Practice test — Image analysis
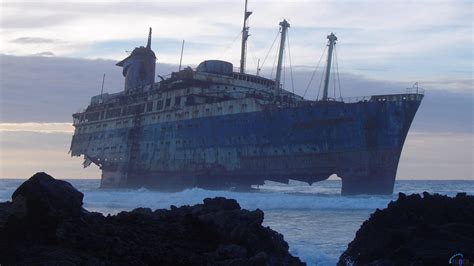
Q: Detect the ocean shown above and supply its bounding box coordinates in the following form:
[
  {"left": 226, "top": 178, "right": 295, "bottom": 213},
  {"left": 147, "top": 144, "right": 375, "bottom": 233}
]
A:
[{"left": 1, "top": 179, "right": 472, "bottom": 265}]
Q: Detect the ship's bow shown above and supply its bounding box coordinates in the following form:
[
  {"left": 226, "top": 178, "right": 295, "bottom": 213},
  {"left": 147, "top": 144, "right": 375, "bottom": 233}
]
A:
[{"left": 340, "top": 92, "right": 424, "bottom": 195}]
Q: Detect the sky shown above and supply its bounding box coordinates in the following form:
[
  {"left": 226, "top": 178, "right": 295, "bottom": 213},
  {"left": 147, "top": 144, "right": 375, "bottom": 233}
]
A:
[{"left": 0, "top": 0, "right": 472, "bottom": 180}]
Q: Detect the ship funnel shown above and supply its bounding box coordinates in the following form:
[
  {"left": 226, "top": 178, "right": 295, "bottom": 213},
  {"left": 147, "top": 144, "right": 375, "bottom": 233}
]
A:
[{"left": 116, "top": 28, "right": 156, "bottom": 92}]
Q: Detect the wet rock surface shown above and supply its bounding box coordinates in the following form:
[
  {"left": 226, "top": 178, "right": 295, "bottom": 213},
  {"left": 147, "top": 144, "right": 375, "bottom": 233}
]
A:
[
  {"left": 0, "top": 172, "right": 304, "bottom": 265},
  {"left": 338, "top": 192, "right": 474, "bottom": 266}
]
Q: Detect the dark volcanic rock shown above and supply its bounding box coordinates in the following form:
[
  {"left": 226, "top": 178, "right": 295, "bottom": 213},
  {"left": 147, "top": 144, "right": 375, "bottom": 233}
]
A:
[
  {"left": 11, "top": 172, "right": 85, "bottom": 217},
  {"left": 0, "top": 172, "right": 304, "bottom": 265},
  {"left": 338, "top": 192, "right": 474, "bottom": 266}
]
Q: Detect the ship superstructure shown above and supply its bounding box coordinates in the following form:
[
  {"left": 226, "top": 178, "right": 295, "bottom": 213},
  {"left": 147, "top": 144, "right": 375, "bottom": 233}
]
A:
[{"left": 70, "top": 3, "right": 423, "bottom": 195}]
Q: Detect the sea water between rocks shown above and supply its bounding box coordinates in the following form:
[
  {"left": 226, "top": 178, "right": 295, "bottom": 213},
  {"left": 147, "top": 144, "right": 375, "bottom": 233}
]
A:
[{"left": 1, "top": 178, "right": 472, "bottom": 266}]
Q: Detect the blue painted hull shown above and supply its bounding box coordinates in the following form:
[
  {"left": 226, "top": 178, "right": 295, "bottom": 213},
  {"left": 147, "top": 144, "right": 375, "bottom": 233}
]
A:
[{"left": 94, "top": 93, "right": 422, "bottom": 194}]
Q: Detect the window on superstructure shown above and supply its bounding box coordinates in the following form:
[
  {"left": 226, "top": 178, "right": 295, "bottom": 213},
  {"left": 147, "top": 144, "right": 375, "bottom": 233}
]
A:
[
  {"left": 146, "top": 102, "right": 153, "bottom": 112},
  {"left": 165, "top": 98, "right": 171, "bottom": 107},
  {"left": 138, "top": 104, "right": 145, "bottom": 114},
  {"left": 106, "top": 108, "right": 121, "bottom": 118},
  {"left": 157, "top": 100, "right": 163, "bottom": 110},
  {"left": 175, "top": 96, "right": 181, "bottom": 106},
  {"left": 85, "top": 112, "right": 100, "bottom": 122},
  {"left": 185, "top": 96, "right": 195, "bottom": 106}
]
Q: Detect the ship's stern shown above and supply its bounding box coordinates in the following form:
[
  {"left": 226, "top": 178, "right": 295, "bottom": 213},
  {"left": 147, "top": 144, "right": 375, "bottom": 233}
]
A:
[{"left": 100, "top": 168, "right": 129, "bottom": 188}]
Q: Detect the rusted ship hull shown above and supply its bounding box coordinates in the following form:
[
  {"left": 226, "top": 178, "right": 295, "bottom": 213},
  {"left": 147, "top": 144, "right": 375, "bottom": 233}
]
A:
[
  {"left": 70, "top": 22, "right": 424, "bottom": 195},
  {"left": 89, "top": 93, "right": 422, "bottom": 195}
]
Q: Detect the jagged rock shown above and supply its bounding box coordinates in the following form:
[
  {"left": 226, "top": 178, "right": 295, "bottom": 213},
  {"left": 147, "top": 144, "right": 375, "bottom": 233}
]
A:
[
  {"left": 0, "top": 172, "right": 304, "bottom": 266},
  {"left": 12, "top": 172, "right": 85, "bottom": 218},
  {"left": 338, "top": 192, "right": 474, "bottom": 266}
]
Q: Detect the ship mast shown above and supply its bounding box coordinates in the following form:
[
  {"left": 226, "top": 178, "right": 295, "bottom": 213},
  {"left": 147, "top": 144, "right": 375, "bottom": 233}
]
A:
[
  {"left": 322, "top": 33, "right": 337, "bottom": 101},
  {"left": 275, "top": 19, "right": 290, "bottom": 99},
  {"left": 146, "top": 27, "right": 152, "bottom": 50},
  {"left": 239, "top": 0, "right": 252, "bottom": 74}
]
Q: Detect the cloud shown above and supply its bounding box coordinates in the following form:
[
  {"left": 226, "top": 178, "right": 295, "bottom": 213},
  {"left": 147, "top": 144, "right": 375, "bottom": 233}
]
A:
[
  {"left": 0, "top": 54, "right": 177, "bottom": 123},
  {"left": 0, "top": 131, "right": 100, "bottom": 179},
  {"left": 0, "top": 54, "right": 472, "bottom": 133},
  {"left": 0, "top": 123, "right": 73, "bottom": 134},
  {"left": 11, "top": 37, "right": 57, "bottom": 44},
  {"left": 0, "top": 1, "right": 471, "bottom": 83},
  {"left": 398, "top": 132, "right": 473, "bottom": 180},
  {"left": 32, "top": 51, "right": 55, "bottom": 56}
]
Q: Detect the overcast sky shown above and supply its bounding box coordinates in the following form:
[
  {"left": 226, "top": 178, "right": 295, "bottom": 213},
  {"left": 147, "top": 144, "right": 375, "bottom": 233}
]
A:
[
  {"left": 0, "top": 0, "right": 472, "bottom": 180},
  {"left": 1, "top": 0, "right": 472, "bottom": 88}
]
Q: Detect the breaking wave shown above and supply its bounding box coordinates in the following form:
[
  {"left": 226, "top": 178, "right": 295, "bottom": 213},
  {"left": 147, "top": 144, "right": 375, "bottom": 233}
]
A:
[{"left": 82, "top": 186, "right": 394, "bottom": 215}]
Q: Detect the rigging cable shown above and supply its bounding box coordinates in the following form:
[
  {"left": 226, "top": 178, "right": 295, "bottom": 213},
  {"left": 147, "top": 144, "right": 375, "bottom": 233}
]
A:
[
  {"left": 335, "top": 45, "right": 343, "bottom": 101},
  {"left": 316, "top": 63, "right": 326, "bottom": 101},
  {"left": 332, "top": 47, "right": 337, "bottom": 99},
  {"left": 282, "top": 48, "right": 286, "bottom": 90},
  {"left": 286, "top": 30, "right": 295, "bottom": 94},
  {"left": 218, "top": 30, "right": 243, "bottom": 61},
  {"left": 303, "top": 45, "right": 327, "bottom": 98},
  {"left": 270, "top": 37, "right": 280, "bottom": 79},
  {"left": 260, "top": 29, "right": 281, "bottom": 75}
]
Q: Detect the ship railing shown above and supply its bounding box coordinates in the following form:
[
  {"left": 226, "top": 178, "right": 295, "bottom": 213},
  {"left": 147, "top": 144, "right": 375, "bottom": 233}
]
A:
[
  {"left": 75, "top": 107, "right": 87, "bottom": 114},
  {"left": 405, "top": 87, "right": 425, "bottom": 95},
  {"left": 341, "top": 96, "right": 372, "bottom": 103}
]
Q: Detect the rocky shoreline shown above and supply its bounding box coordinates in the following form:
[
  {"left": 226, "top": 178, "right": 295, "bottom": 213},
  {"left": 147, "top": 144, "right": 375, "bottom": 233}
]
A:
[
  {"left": 1, "top": 173, "right": 473, "bottom": 266},
  {"left": 338, "top": 192, "right": 474, "bottom": 265},
  {"left": 0, "top": 173, "right": 304, "bottom": 265}
]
